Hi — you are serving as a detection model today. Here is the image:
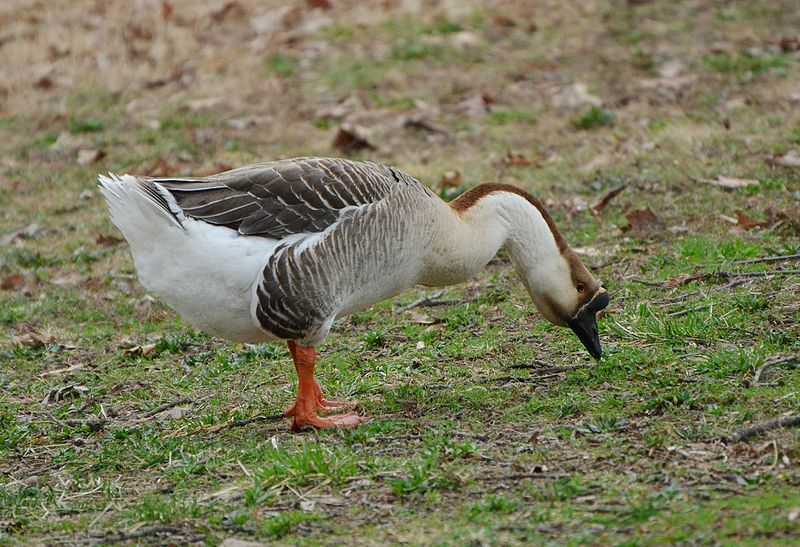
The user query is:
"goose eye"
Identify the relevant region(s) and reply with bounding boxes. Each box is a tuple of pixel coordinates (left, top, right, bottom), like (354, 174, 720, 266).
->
(576, 282, 586, 293)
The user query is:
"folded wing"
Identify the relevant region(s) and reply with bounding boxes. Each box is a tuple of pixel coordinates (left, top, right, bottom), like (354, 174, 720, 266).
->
(149, 157, 423, 238)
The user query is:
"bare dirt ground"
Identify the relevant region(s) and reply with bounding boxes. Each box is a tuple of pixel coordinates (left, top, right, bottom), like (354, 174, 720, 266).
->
(2, 0, 800, 544)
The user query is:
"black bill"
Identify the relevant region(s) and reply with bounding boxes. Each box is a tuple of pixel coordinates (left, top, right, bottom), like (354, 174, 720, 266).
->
(567, 289, 610, 360)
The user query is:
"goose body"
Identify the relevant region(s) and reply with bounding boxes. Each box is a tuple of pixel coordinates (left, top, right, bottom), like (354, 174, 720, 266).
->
(99, 157, 609, 430)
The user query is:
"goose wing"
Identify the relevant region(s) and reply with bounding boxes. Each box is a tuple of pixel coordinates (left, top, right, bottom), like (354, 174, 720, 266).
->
(150, 157, 425, 238)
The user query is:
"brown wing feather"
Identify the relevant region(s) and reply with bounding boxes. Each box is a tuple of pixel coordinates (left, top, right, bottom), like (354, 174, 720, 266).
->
(150, 157, 426, 239)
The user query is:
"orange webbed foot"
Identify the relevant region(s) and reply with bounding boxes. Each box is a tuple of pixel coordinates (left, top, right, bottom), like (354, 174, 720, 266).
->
(290, 411, 365, 432)
(284, 341, 365, 430)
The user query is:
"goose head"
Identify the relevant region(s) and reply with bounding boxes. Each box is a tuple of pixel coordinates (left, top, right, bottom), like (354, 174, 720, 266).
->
(520, 248, 609, 359)
(492, 191, 610, 359)
(449, 183, 610, 359)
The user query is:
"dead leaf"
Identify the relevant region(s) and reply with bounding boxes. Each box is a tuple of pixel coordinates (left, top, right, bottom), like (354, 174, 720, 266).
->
(573, 245, 602, 256)
(699, 176, 759, 191)
(95, 233, 123, 246)
(397, 114, 446, 133)
(160, 1, 173, 21)
(779, 37, 800, 52)
(493, 14, 516, 27)
(733, 210, 768, 232)
(184, 96, 225, 112)
(550, 83, 602, 108)
(0, 178, 23, 192)
(439, 171, 461, 188)
(458, 93, 491, 119)
(211, 1, 246, 23)
(0, 223, 41, 245)
(620, 207, 663, 236)
(657, 59, 684, 79)
(765, 152, 800, 168)
(141, 157, 176, 177)
(159, 406, 187, 421)
(409, 311, 436, 324)
(565, 196, 588, 214)
(1, 274, 24, 291)
(331, 124, 374, 152)
(135, 295, 158, 313)
(42, 384, 88, 404)
(221, 538, 267, 547)
(504, 152, 533, 167)
(193, 162, 234, 177)
(450, 31, 483, 50)
(122, 343, 158, 357)
(639, 73, 697, 91)
(11, 332, 56, 348)
(144, 69, 193, 90)
(201, 485, 242, 502)
(50, 272, 84, 287)
(306, 0, 332, 9)
(579, 154, 610, 175)
(228, 116, 270, 129)
(591, 185, 627, 216)
(34, 74, 54, 90)
(314, 96, 363, 122)
(77, 148, 105, 165)
(251, 6, 295, 35)
(38, 363, 85, 378)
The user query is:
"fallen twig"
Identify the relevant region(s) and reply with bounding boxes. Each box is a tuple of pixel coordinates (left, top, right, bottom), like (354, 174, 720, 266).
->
(677, 377, 705, 383)
(721, 278, 752, 290)
(752, 353, 800, 386)
(714, 269, 800, 278)
(677, 271, 799, 286)
(590, 184, 627, 216)
(90, 525, 184, 546)
(509, 363, 588, 374)
(19, 462, 65, 479)
(229, 413, 285, 428)
(509, 360, 553, 369)
(141, 398, 190, 418)
(728, 414, 800, 443)
(400, 291, 444, 311)
(667, 304, 711, 318)
(630, 278, 667, 287)
(38, 363, 86, 378)
(732, 253, 800, 265)
(491, 372, 566, 383)
(476, 472, 570, 481)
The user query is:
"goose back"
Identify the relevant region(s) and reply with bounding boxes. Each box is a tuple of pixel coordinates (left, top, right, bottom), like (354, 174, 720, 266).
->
(150, 157, 430, 238)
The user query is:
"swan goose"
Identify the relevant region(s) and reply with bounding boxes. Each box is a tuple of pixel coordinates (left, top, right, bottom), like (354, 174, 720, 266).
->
(99, 157, 609, 431)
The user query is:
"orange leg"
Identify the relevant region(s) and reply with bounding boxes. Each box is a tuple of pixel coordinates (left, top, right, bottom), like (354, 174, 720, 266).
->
(284, 341, 363, 431)
(284, 341, 350, 413)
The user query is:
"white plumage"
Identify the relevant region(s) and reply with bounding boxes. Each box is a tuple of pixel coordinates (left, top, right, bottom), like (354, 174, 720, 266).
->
(98, 158, 608, 430)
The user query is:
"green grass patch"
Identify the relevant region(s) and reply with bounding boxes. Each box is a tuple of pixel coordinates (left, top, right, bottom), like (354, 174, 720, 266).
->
(705, 50, 788, 75)
(572, 107, 614, 130)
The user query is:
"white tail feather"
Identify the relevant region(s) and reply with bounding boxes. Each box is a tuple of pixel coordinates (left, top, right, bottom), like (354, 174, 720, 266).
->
(98, 173, 184, 232)
(97, 172, 276, 343)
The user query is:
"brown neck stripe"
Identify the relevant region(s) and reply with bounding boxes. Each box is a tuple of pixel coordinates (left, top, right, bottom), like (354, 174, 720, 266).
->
(448, 183, 567, 252)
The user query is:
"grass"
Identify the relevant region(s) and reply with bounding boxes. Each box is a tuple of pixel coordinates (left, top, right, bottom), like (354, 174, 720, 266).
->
(705, 50, 788, 75)
(572, 107, 615, 130)
(1, 0, 800, 544)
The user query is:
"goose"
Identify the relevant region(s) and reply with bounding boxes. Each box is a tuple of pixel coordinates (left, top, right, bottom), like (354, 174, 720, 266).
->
(99, 157, 609, 431)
